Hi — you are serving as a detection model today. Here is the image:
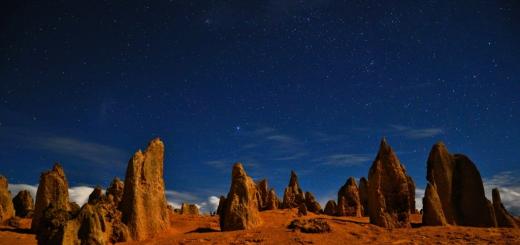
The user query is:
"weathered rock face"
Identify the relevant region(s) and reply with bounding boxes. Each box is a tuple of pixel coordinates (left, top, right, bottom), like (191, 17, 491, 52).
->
(422, 142, 497, 227)
(63, 201, 130, 245)
(492, 188, 520, 228)
(282, 171, 305, 209)
(32, 163, 71, 233)
(422, 183, 447, 226)
(358, 177, 369, 216)
(107, 177, 124, 206)
(12, 190, 34, 218)
(367, 139, 415, 228)
(304, 192, 321, 213)
(180, 203, 200, 215)
(220, 163, 262, 231)
(337, 177, 362, 217)
(324, 200, 337, 216)
(120, 138, 170, 241)
(0, 175, 15, 223)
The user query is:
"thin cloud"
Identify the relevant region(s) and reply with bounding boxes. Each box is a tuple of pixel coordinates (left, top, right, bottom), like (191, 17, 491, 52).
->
(315, 154, 371, 167)
(390, 124, 443, 139)
(267, 134, 300, 145)
(484, 171, 520, 215)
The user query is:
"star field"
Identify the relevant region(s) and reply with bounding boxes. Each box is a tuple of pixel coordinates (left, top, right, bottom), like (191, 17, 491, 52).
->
(1, 0, 520, 213)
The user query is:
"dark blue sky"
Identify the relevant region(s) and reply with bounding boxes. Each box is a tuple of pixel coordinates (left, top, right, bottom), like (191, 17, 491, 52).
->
(1, 0, 520, 212)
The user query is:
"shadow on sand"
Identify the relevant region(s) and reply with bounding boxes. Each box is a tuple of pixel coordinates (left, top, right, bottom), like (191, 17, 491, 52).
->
(0, 227, 34, 235)
(185, 227, 220, 234)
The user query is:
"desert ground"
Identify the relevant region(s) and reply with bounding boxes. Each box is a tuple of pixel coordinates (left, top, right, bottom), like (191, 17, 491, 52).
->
(2, 209, 519, 245)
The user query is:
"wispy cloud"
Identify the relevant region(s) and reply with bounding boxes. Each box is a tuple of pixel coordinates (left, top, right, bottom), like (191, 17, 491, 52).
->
(415, 187, 425, 211)
(314, 154, 371, 167)
(390, 124, 443, 139)
(34, 136, 127, 165)
(0, 126, 127, 165)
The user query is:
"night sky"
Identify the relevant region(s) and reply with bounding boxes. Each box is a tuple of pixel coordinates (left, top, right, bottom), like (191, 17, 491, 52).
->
(1, 1, 520, 213)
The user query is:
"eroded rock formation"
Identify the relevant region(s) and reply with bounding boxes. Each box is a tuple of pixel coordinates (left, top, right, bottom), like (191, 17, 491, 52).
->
(32, 164, 72, 234)
(304, 192, 321, 213)
(216, 196, 226, 216)
(219, 163, 262, 231)
(337, 177, 362, 217)
(492, 188, 520, 228)
(422, 142, 497, 227)
(255, 179, 279, 211)
(120, 138, 170, 241)
(359, 177, 369, 216)
(180, 203, 200, 215)
(367, 139, 415, 228)
(282, 171, 305, 209)
(324, 200, 337, 216)
(0, 175, 15, 223)
(107, 177, 124, 206)
(12, 190, 34, 218)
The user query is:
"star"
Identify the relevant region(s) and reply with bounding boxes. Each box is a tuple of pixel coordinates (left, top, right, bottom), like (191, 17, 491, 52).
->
(235, 126, 241, 132)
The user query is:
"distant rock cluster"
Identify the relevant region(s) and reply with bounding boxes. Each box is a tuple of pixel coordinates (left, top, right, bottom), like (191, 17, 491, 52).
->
(0, 136, 519, 244)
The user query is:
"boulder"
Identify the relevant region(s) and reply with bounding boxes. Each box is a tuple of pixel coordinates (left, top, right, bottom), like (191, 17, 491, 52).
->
(422, 142, 497, 227)
(337, 177, 362, 217)
(304, 192, 321, 214)
(220, 163, 262, 231)
(288, 219, 331, 233)
(492, 188, 520, 228)
(0, 175, 15, 223)
(282, 171, 305, 209)
(180, 203, 200, 215)
(367, 139, 415, 228)
(32, 163, 72, 233)
(358, 177, 369, 216)
(12, 190, 34, 218)
(323, 200, 337, 216)
(120, 138, 170, 241)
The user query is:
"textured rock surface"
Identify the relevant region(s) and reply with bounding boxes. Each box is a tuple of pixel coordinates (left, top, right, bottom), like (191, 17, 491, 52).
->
(181, 203, 200, 215)
(32, 163, 71, 233)
(0, 175, 15, 223)
(323, 200, 337, 216)
(282, 171, 305, 209)
(358, 177, 369, 216)
(288, 219, 331, 233)
(367, 139, 415, 228)
(492, 188, 520, 228)
(337, 177, 362, 217)
(304, 192, 321, 214)
(220, 163, 262, 231)
(120, 138, 170, 241)
(107, 177, 124, 206)
(88, 187, 103, 205)
(422, 142, 497, 227)
(12, 190, 34, 218)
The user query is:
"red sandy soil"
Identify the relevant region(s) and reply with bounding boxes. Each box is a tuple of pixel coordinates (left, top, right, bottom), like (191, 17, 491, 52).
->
(2, 209, 520, 244)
